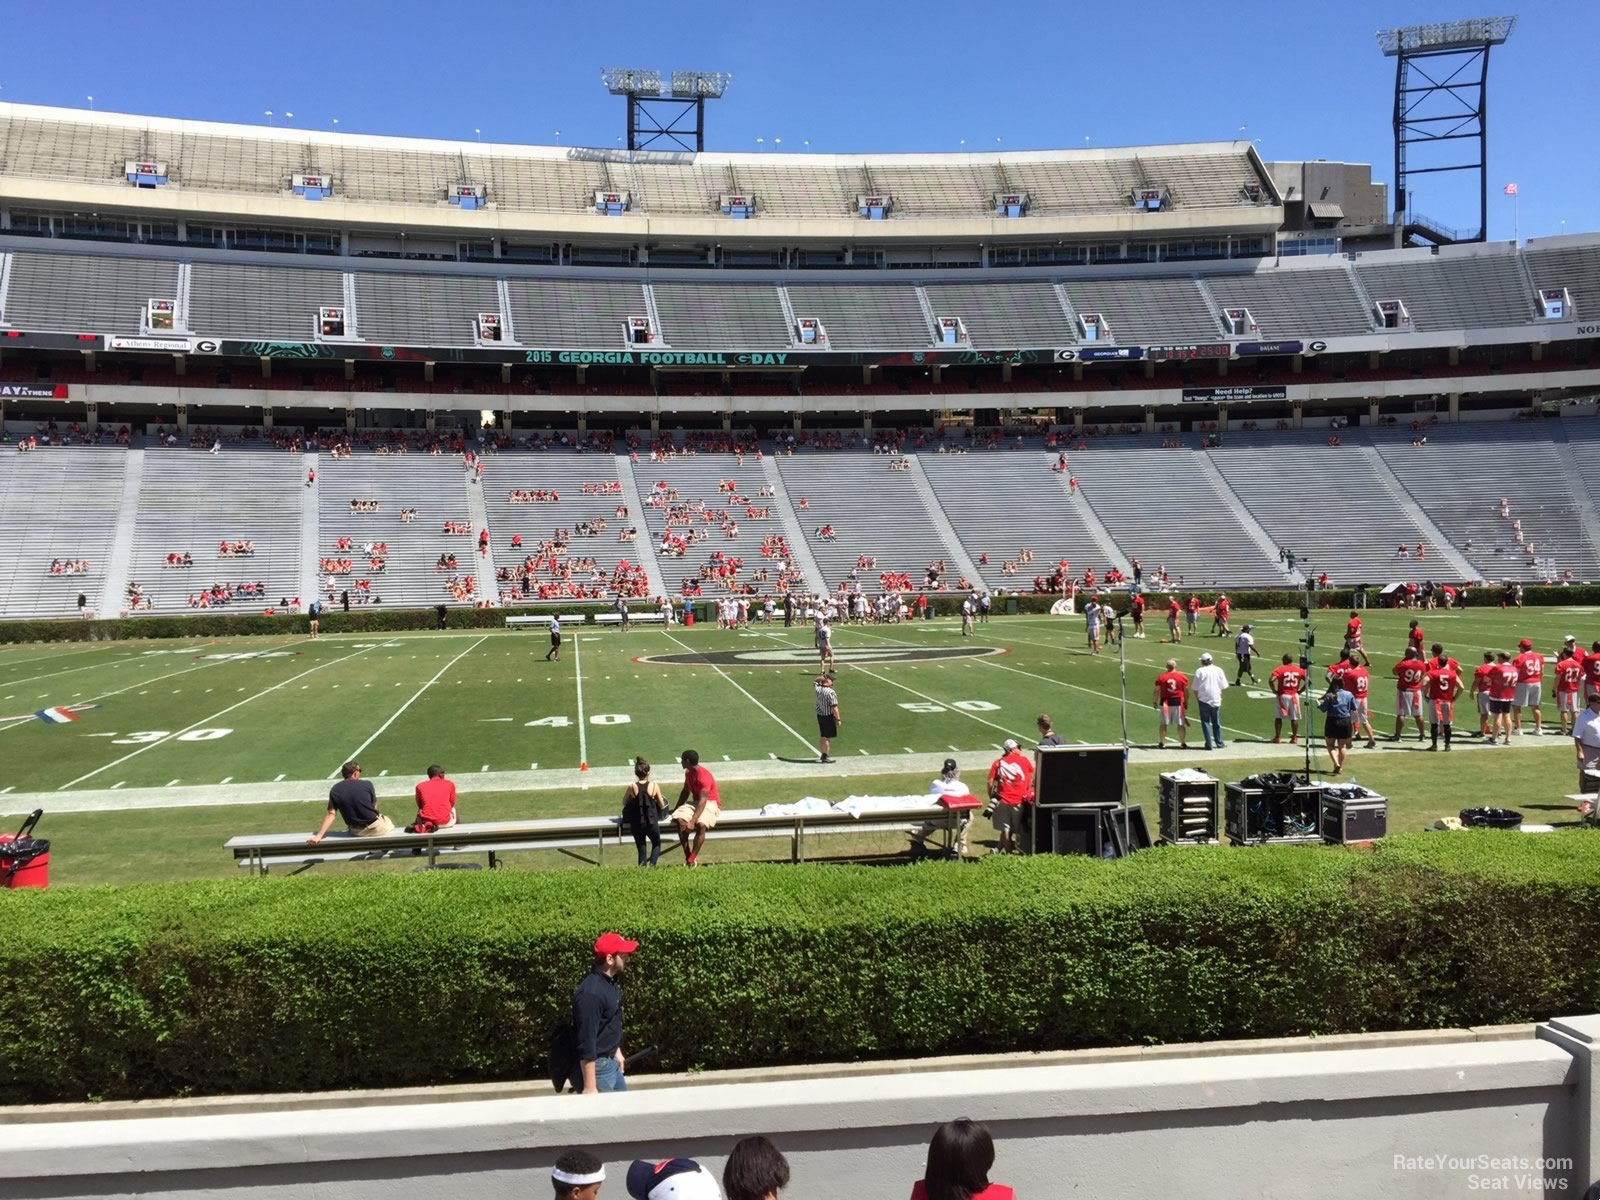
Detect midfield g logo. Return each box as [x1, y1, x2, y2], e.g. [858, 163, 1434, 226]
[634, 646, 1008, 667]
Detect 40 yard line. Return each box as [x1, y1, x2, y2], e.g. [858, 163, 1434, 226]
[574, 625, 588, 768]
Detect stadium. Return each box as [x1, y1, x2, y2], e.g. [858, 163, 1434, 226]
[3, 13, 1600, 1198]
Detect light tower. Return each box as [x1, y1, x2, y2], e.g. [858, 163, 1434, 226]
[601, 68, 731, 153]
[1377, 16, 1516, 246]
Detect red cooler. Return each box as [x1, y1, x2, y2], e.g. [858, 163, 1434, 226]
[1, 810, 49, 889]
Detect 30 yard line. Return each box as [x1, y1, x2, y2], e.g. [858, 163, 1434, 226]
[328, 635, 488, 777]
[60, 643, 376, 790]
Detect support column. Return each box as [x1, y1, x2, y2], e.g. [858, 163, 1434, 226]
[346, 407, 356, 434]
[1001, 362, 1013, 385]
[1143, 360, 1155, 379]
[1532, 343, 1544, 362]
[1143, 407, 1156, 433]
[1073, 409, 1085, 432]
[176, 404, 188, 434]
[1217, 405, 1229, 432]
[1216, 359, 1228, 378]
[173, 354, 187, 378]
[343, 359, 355, 383]
[500, 363, 512, 385]
[85, 402, 98, 432]
[1292, 403, 1304, 429]
[650, 413, 660, 436]
[1448, 393, 1461, 422]
[262, 406, 273, 429]
[1447, 347, 1460, 367]
[1369, 400, 1380, 425]
[260, 357, 273, 381]
[424, 362, 435, 383]
[425, 410, 437, 434]
[930, 365, 943, 386]
[863, 414, 873, 438]
[722, 413, 732, 432]
[1292, 354, 1304, 375]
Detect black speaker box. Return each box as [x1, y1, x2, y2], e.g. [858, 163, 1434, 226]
[1034, 744, 1126, 808]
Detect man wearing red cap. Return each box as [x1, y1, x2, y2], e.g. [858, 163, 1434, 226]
[1511, 638, 1545, 736]
[574, 931, 636, 1093]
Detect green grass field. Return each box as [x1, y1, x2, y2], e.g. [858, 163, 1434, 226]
[1, 603, 1593, 885]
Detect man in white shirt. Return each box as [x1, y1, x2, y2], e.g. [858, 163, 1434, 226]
[1574, 691, 1600, 789]
[1233, 624, 1259, 686]
[1193, 652, 1230, 751]
[918, 758, 974, 855]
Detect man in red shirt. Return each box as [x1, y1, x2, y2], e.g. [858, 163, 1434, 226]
[1406, 619, 1424, 656]
[1392, 648, 1428, 743]
[1488, 651, 1519, 745]
[1131, 592, 1146, 639]
[1153, 659, 1190, 749]
[1270, 653, 1306, 744]
[1511, 638, 1545, 736]
[1554, 647, 1585, 736]
[672, 749, 721, 867]
[413, 764, 458, 830]
[1325, 649, 1353, 691]
[1471, 651, 1497, 738]
[1185, 594, 1200, 636]
[1585, 639, 1600, 702]
[986, 739, 1036, 854]
[1167, 598, 1183, 643]
[1212, 593, 1232, 637]
[1425, 658, 1464, 751]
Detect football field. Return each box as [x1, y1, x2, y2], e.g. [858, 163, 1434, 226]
[0, 604, 1591, 883]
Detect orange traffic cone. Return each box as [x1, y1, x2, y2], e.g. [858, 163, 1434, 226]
[580, 761, 589, 772]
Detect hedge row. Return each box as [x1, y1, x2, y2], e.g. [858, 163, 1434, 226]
[5, 583, 1598, 644]
[1, 832, 1596, 1104]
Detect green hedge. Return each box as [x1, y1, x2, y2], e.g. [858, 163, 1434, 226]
[1, 832, 1597, 1104]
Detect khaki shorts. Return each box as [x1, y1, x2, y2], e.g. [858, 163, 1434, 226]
[354, 814, 395, 837]
[992, 803, 1022, 834]
[671, 802, 719, 830]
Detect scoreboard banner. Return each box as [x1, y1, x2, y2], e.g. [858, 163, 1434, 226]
[1181, 385, 1289, 403]
[0, 383, 69, 398]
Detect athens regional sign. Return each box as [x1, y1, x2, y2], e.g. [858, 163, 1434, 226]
[634, 645, 1008, 667]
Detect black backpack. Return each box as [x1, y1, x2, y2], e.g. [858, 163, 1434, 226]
[547, 1018, 581, 1093]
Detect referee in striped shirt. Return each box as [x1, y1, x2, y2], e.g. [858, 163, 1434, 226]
[816, 672, 841, 763]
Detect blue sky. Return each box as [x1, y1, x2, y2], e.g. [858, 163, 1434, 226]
[1, 0, 1593, 241]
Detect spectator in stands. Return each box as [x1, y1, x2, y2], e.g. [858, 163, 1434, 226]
[621, 757, 666, 867]
[673, 749, 720, 867]
[574, 931, 636, 1094]
[722, 1136, 790, 1200]
[550, 1150, 605, 1200]
[308, 761, 392, 843]
[912, 1119, 1014, 1200]
[626, 1159, 721, 1200]
[411, 765, 457, 832]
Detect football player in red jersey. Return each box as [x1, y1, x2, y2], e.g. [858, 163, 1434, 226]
[1488, 651, 1519, 745]
[1471, 651, 1498, 738]
[1344, 659, 1376, 748]
[1391, 648, 1429, 742]
[1425, 655, 1464, 751]
[1270, 653, 1307, 744]
[1153, 659, 1190, 749]
[1585, 640, 1600, 702]
[1343, 611, 1370, 666]
[1406, 619, 1425, 656]
[1554, 648, 1585, 737]
[1511, 638, 1546, 736]
[1166, 597, 1182, 643]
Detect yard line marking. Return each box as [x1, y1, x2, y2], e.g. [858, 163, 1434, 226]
[330, 635, 488, 777]
[58, 644, 378, 791]
[723, 754, 732, 761]
[220, 776, 232, 785]
[857, 748, 869, 756]
[573, 628, 589, 769]
[768, 752, 778, 759]
[530, 762, 539, 770]
[274, 774, 286, 782]
[0, 786, 10, 795]
[379, 769, 389, 777]
[480, 765, 490, 772]
[904, 747, 915, 753]
[659, 629, 817, 756]
[110, 782, 124, 790]
[166, 780, 179, 787]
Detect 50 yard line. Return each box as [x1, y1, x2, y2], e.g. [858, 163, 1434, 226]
[573, 627, 588, 768]
[329, 635, 488, 777]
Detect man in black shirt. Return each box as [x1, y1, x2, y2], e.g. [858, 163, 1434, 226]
[574, 931, 636, 1093]
[1036, 713, 1064, 749]
[308, 760, 393, 842]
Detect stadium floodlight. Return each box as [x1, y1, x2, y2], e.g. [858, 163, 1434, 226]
[1376, 16, 1516, 55]
[1377, 15, 1516, 247]
[602, 67, 663, 97]
[603, 66, 730, 152]
[670, 71, 731, 99]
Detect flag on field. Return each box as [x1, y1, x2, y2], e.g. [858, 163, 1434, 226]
[0, 703, 101, 725]
[1503, 182, 1518, 195]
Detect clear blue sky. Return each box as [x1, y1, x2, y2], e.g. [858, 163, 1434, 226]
[2, 0, 1593, 241]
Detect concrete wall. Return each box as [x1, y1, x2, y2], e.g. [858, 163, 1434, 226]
[2, 1018, 1598, 1200]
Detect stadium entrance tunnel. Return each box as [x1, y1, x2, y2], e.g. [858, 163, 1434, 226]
[633, 645, 1010, 667]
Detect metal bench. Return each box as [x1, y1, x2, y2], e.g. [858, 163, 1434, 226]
[226, 803, 962, 875]
[504, 613, 587, 629]
[592, 612, 668, 625]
